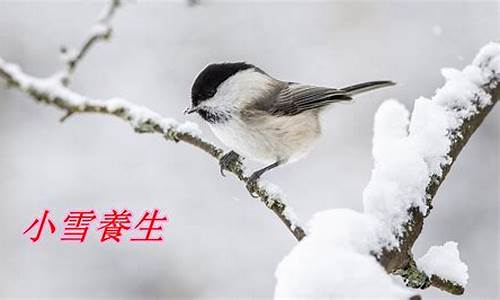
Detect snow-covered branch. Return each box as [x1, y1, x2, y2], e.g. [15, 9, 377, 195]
[373, 42, 500, 294]
[414, 241, 468, 294]
[0, 1, 305, 242]
[59, 0, 122, 85]
[275, 42, 499, 298]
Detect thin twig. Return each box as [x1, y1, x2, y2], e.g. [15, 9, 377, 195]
[59, 0, 122, 85]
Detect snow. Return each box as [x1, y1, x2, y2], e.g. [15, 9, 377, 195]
[257, 180, 301, 230]
[473, 42, 500, 75]
[282, 206, 299, 231]
[259, 180, 284, 199]
[433, 67, 491, 121]
[275, 42, 499, 298]
[90, 23, 111, 37]
[274, 209, 413, 299]
[363, 100, 429, 247]
[177, 121, 202, 136]
[409, 97, 451, 175]
[417, 241, 469, 286]
[363, 42, 500, 248]
[105, 97, 166, 128]
[60, 48, 79, 64]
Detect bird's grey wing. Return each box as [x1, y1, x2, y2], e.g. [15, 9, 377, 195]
[265, 83, 352, 116]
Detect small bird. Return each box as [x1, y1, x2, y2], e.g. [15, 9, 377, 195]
[185, 62, 394, 190]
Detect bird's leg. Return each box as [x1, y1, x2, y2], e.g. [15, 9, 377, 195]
[219, 150, 242, 176]
[246, 160, 283, 198]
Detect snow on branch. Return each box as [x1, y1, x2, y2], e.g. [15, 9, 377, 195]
[59, 0, 122, 85]
[374, 42, 500, 294]
[417, 242, 469, 288]
[275, 42, 499, 298]
[275, 209, 417, 299]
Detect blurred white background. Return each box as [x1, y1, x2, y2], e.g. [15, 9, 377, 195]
[0, 0, 498, 299]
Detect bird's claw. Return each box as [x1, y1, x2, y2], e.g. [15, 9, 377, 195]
[219, 150, 241, 177]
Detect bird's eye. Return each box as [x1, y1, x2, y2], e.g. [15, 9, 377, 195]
[207, 90, 215, 98]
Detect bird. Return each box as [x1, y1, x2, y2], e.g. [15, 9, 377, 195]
[185, 62, 394, 191]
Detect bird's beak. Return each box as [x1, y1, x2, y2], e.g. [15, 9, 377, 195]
[184, 106, 199, 115]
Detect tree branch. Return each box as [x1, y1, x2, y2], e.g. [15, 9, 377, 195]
[376, 44, 499, 294]
[394, 256, 465, 295]
[59, 0, 122, 85]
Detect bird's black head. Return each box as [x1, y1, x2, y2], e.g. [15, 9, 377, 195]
[191, 62, 255, 108]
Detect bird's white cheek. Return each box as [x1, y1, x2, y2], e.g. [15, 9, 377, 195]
[201, 91, 238, 112]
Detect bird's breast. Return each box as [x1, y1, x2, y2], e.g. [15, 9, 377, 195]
[209, 112, 321, 164]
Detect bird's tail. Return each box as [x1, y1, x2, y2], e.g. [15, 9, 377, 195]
[341, 80, 395, 96]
